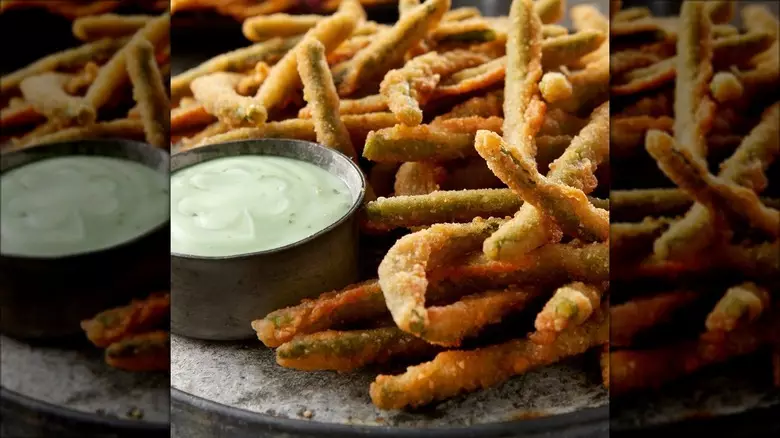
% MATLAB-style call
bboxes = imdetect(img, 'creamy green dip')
[0,156,169,257]
[171,156,353,257]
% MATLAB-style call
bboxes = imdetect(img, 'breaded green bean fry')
[647,128,780,247]
[431,19,498,43]
[674,1,714,161]
[126,38,170,148]
[393,162,446,195]
[424,287,543,346]
[364,189,608,232]
[482,102,610,261]
[297,38,357,160]
[541,30,605,68]
[242,14,321,42]
[370,304,608,409]
[434,90,503,121]
[19,73,95,125]
[337,0,450,96]
[86,13,170,111]
[171,37,298,102]
[381,50,490,125]
[378,218,505,335]
[298,94,387,118]
[1,37,127,95]
[539,72,572,103]
[533,0,564,24]
[710,71,743,103]
[72,14,152,41]
[705,283,770,334]
[191,73,267,127]
[535,282,602,333]
[15,119,145,149]
[610,217,673,263]
[256,12,358,111]
[362,116,503,162]
[276,327,435,372]
[611,290,701,347]
[611,315,778,396]
[503,0,543,158]
[104,330,170,372]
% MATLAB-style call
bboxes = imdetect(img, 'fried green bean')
[19,73,95,126]
[534,282,602,334]
[381,50,490,125]
[704,0,735,24]
[675,1,714,161]
[476,130,610,246]
[611,290,701,348]
[424,287,543,346]
[615,241,780,282]
[86,13,170,111]
[539,72,573,103]
[197,112,398,147]
[298,94,387,118]
[393,162,446,195]
[370,304,608,409]
[610,217,673,263]
[276,327,435,372]
[171,37,298,102]
[533,0,564,24]
[16,119,145,149]
[104,330,170,372]
[378,218,505,335]
[399,0,421,16]
[482,102,610,261]
[705,283,770,334]
[554,56,609,113]
[651,104,780,260]
[257,12,358,111]
[364,189,608,232]
[503,0,543,160]
[712,31,775,69]
[297,38,357,161]
[541,30,606,68]
[646,130,779,238]
[126,38,170,148]
[443,6,480,22]
[742,4,779,66]
[190,73,267,127]
[611,57,676,96]
[365,189,518,231]
[610,50,661,77]
[611,115,674,158]
[81,292,170,348]
[434,90,503,121]
[431,18,499,43]
[709,71,743,103]
[612,7,650,22]
[611,315,778,396]
[337,0,450,96]
[1,37,127,95]
[242,14,321,42]
[362,116,503,162]
[252,279,385,348]
[611,189,780,222]
[256,240,611,350]
[72,14,152,41]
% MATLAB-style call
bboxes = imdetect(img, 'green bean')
[533,0,564,24]
[2,37,127,95]
[171,37,299,102]
[276,327,435,372]
[337,0,450,96]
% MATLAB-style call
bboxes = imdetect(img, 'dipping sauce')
[170,155,353,257]
[0,156,169,257]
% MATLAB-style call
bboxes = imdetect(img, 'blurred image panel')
[610,0,779,436]
[168,0,611,437]
[0,1,171,437]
